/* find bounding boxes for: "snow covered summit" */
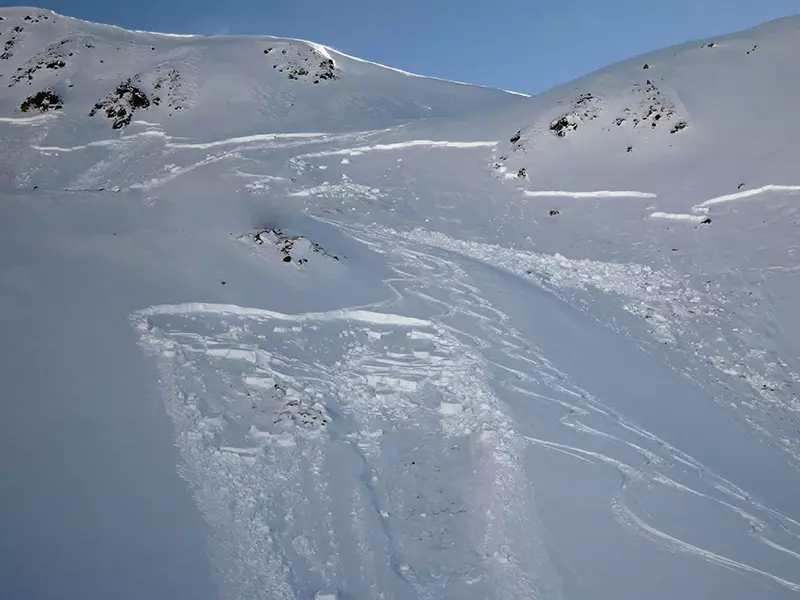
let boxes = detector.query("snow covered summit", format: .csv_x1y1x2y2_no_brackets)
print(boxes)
2,7,800,600
0,6,524,137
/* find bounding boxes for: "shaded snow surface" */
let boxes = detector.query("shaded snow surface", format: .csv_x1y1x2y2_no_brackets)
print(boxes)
2,6,800,600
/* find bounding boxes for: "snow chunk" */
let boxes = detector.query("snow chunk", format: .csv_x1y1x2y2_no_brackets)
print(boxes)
438,402,464,416
650,212,705,223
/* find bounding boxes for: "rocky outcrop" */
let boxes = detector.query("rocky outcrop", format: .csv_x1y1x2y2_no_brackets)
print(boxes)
266,43,338,84
615,80,678,130
152,67,186,111
89,79,150,129
20,88,62,112
670,121,688,134
10,38,71,85
549,114,579,137
241,228,341,264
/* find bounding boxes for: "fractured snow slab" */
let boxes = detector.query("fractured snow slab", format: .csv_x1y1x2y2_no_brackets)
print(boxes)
298,140,497,158
650,211,705,223
524,190,657,199
692,184,800,213
439,402,464,416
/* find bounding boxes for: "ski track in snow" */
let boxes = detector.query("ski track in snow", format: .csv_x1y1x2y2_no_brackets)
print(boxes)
524,433,800,593
401,226,800,434
344,225,800,595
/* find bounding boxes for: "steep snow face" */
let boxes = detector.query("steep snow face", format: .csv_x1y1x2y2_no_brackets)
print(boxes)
2,7,800,600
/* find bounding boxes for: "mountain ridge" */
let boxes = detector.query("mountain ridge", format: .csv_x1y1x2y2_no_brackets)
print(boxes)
4,6,799,104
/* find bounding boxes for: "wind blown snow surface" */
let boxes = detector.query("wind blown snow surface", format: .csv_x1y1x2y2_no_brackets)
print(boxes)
2,7,800,600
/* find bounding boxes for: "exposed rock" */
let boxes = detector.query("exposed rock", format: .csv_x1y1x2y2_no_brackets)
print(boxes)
242,228,340,263
20,88,62,112
544,92,601,139
615,80,680,131
549,209,560,216
269,384,329,430
264,43,338,83
312,57,337,83
153,67,185,110
670,121,687,134
11,38,71,85
550,114,578,137
89,79,151,129
1,32,20,60
573,92,600,120
287,67,309,80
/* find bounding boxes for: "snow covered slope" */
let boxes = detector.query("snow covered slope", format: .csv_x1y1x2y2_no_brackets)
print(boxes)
2,7,800,600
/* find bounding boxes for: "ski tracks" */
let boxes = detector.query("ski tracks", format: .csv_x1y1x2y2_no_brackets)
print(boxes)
354,225,800,595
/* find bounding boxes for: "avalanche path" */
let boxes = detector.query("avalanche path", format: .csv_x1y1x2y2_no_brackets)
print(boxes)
133,230,563,599
133,219,800,600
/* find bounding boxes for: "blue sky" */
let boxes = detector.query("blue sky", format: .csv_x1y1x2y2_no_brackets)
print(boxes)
36,0,800,94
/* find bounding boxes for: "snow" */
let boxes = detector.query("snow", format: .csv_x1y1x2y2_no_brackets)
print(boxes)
2,6,800,600
438,402,465,416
